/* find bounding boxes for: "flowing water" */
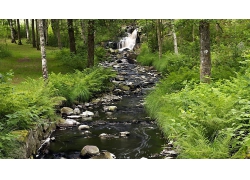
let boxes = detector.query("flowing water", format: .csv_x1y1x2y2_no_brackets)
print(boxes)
37,28,175,159
41,95,166,159
118,28,138,51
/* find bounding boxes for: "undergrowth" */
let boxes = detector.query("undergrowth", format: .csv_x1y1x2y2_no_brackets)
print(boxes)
0,66,116,158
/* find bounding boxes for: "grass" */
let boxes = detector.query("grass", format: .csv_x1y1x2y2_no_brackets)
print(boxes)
0,38,74,84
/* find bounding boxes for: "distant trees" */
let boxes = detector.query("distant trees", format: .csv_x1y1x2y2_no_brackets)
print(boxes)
80,19,87,44
51,19,62,49
87,20,95,67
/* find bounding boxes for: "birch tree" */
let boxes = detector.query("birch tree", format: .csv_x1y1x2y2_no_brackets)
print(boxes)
25,19,30,43
16,19,22,45
43,19,49,45
156,19,163,59
171,20,178,55
7,19,16,43
38,19,48,81
199,20,211,83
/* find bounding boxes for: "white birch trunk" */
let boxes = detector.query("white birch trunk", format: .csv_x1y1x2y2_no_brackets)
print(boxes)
156,19,162,59
25,19,30,43
8,19,16,43
38,19,48,81
171,20,178,55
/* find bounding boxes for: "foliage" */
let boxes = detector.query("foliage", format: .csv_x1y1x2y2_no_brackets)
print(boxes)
0,43,12,58
94,46,108,64
49,66,116,106
136,42,157,66
0,77,65,130
53,48,87,70
0,131,20,159
146,62,250,158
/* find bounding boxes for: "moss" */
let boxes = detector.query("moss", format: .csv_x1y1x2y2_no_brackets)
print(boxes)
11,130,29,142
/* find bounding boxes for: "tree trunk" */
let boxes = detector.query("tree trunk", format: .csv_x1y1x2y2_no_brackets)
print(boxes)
87,20,95,68
67,19,76,54
35,19,40,50
80,19,87,44
25,19,30,43
199,20,211,83
7,19,16,43
43,19,49,45
156,19,162,59
171,20,178,55
38,19,48,81
17,19,22,45
31,19,36,48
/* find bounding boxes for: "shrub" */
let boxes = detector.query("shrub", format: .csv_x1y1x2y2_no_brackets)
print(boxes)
49,66,116,106
0,44,12,58
95,46,107,64
136,43,157,66
153,52,197,75
53,48,87,71
145,64,250,158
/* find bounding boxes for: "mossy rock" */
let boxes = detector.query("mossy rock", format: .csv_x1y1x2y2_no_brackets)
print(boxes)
11,130,29,142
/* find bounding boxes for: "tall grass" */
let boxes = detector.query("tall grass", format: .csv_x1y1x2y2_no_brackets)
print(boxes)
146,69,250,158
139,42,250,158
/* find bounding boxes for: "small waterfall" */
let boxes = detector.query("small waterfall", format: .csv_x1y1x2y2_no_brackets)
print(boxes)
119,28,138,51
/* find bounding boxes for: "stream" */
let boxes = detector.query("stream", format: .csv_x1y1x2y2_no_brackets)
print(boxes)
36,28,177,159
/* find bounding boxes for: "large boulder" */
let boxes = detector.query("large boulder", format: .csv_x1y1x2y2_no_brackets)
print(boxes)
103,105,117,112
78,125,90,130
61,107,74,115
80,145,100,157
65,119,80,125
73,108,81,115
80,111,94,117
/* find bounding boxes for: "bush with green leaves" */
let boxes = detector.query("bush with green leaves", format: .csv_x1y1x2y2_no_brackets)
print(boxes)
136,42,157,66
145,64,250,158
53,48,87,71
0,72,66,158
49,66,116,106
137,43,198,75
0,43,12,58
0,77,65,130
153,52,198,75
145,67,199,121
94,46,107,64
